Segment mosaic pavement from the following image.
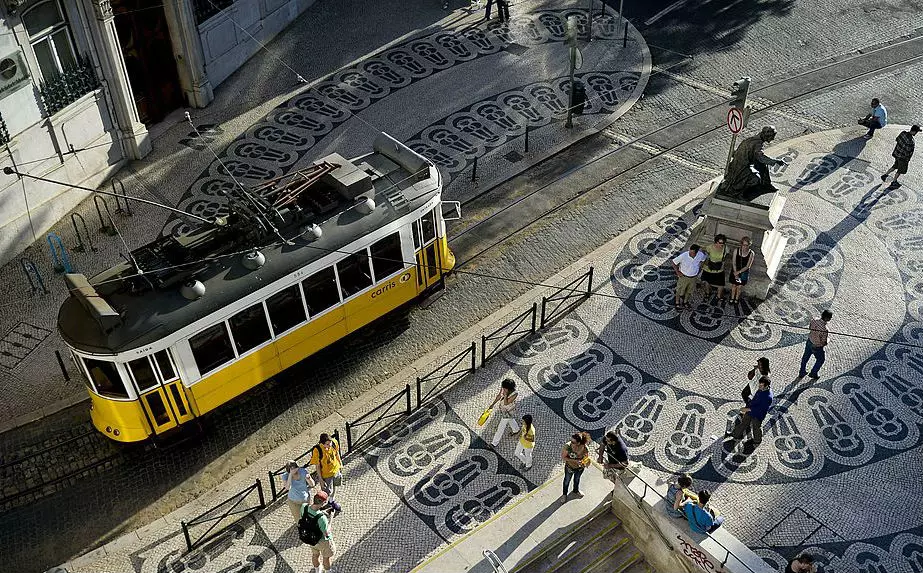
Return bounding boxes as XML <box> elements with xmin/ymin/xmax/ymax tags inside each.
<box><xmin>53</xmin><ymin>128</ymin><xmax>923</xmax><ymax>573</ymax></box>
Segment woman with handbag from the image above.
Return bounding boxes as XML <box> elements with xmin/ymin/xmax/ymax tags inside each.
<box><xmin>488</xmin><ymin>379</ymin><xmax>520</xmax><ymax>447</ymax></box>
<box><xmin>729</xmin><ymin>236</ymin><xmax>755</xmax><ymax>305</ymax></box>
<box><xmin>701</xmin><ymin>234</ymin><xmax>728</xmax><ymax>302</ymax></box>
<box><xmin>561</xmin><ymin>432</ymin><xmax>592</xmax><ymax>501</ymax></box>
<box><xmin>598</xmin><ymin>429</ymin><xmax>630</xmax><ymax>494</ymax></box>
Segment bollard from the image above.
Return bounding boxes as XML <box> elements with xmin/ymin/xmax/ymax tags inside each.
<box><xmin>93</xmin><ymin>195</ymin><xmax>117</xmax><ymax>236</ymax></box>
<box><xmin>524</xmin><ymin>125</ymin><xmax>530</xmax><ymax>153</ymax></box>
<box><xmin>111</xmin><ymin>179</ymin><xmax>132</xmax><ymax>216</ymax></box>
<box><xmin>623</xmin><ymin>21</ymin><xmax>629</xmax><ymax>47</ymax></box>
<box><xmin>55</xmin><ymin>350</ymin><xmax>71</xmax><ymax>381</ymax></box>
<box><xmin>70</xmin><ymin>212</ymin><xmax>95</xmax><ymax>253</ymax></box>
<box><xmin>471</xmin><ymin>156</ymin><xmax>479</xmax><ymax>182</ymax></box>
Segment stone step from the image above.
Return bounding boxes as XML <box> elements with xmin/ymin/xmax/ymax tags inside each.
<box><xmin>582</xmin><ymin>544</ymin><xmax>644</xmax><ymax>573</ymax></box>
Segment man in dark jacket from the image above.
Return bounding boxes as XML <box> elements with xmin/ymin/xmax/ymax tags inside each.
<box><xmin>881</xmin><ymin>125</ymin><xmax>920</xmax><ymax>188</ymax></box>
<box><xmin>729</xmin><ymin>377</ymin><xmax>773</xmax><ymax>445</ymax></box>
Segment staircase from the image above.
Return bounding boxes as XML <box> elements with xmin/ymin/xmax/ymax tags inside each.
<box><xmin>511</xmin><ymin>503</ymin><xmax>654</xmax><ymax>573</ymax></box>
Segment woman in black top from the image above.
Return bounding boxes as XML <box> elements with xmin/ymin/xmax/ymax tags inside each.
<box><xmin>729</xmin><ymin>236</ymin><xmax>755</xmax><ymax>304</ymax></box>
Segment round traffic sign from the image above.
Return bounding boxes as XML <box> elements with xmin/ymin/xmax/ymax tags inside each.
<box><xmin>727</xmin><ymin>107</ymin><xmax>744</xmax><ymax>134</ymax></box>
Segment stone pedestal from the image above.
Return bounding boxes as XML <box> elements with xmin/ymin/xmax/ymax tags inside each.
<box><xmin>686</xmin><ymin>191</ymin><xmax>788</xmax><ymax>300</ymax></box>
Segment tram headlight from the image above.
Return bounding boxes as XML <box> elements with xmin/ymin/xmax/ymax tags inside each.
<box><xmin>113</xmin><ymin>429</ymin><xmax>120</xmax><ymax>437</ymax></box>
<box><xmin>105</xmin><ymin>426</ymin><xmax>112</xmax><ymax>433</ymax></box>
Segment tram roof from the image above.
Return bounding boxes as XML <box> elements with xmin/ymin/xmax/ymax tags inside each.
<box><xmin>58</xmin><ymin>136</ymin><xmax>441</xmax><ymax>356</ymax></box>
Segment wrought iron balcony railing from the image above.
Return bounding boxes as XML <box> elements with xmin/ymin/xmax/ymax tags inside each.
<box><xmin>38</xmin><ymin>55</ymin><xmax>101</xmax><ymax>117</ymax></box>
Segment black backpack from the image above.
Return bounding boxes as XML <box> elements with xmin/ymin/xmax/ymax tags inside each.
<box><xmin>298</xmin><ymin>510</ymin><xmax>324</xmax><ymax>545</ymax></box>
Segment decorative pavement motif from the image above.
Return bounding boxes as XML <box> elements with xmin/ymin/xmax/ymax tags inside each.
<box><xmin>165</xmin><ymin>4</ymin><xmax>646</xmax><ymax>237</ymax></box>
<box><xmin>55</xmin><ymin>129</ymin><xmax>923</xmax><ymax>573</ymax></box>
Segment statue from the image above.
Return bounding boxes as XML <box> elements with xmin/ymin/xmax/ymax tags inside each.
<box><xmin>716</xmin><ymin>126</ymin><xmax>785</xmax><ymax>201</ymax></box>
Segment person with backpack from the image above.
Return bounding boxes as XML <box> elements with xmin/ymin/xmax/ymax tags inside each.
<box><xmin>284</xmin><ymin>460</ymin><xmax>316</xmax><ymax>524</ymax></box>
<box><xmin>299</xmin><ymin>491</ymin><xmax>337</xmax><ymax>573</ymax></box>
<box><xmin>310</xmin><ymin>433</ymin><xmax>343</xmax><ymax>498</ymax></box>
<box><xmin>682</xmin><ymin>489</ymin><xmax>725</xmax><ymax>534</ymax></box>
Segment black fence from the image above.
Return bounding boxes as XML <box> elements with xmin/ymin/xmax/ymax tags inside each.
<box><xmin>540</xmin><ymin>267</ymin><xmax>594</xmax><ymax>328</ymax></box>
<box><xmin>481</xmin><ymin>302</ymin><xmax>537</xmax><ymax>366</ymax></box>
<box><xmin>181</xmin><ymin>479</ymin><xmax>265</xmax><ymax>551</ymax></box>
<box><xmin>344</xmin><ymin>384</ymin><xmax>412</xmax><ymax>456</ymax></box>
<box><xmin>417</xmin><ymin>342</ymin><xmax>476</xmax><ymax>407</ymax></box>
<box><xmin>267</xmin><ymin>429</ymin><xmax>341</xmax><ymax>502</ymax></box>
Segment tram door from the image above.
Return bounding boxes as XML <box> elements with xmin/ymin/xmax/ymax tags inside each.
<box><xmin>414</xmin><ymin>208</ymin><xmax>441</xmax><ymax>291</ymax></box>
<box><xmin>126</xmin><ymin>350</ymin><xmax>195</xmax><ymax>434</ymax></box>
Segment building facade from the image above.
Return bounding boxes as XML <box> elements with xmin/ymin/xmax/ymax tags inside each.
<box><xmin>0</xmin><ymin>0</ymin><xmax>315</xmax><ymax>266</ymax></box>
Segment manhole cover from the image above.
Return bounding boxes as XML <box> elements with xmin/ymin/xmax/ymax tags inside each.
<box><xmin>504</xmin><ymin>43</ymin><xmax>530</xmax><ymax>57</ymax></box>
<box><xmin>505</xmin><ymin>150</ymin><xmax>524</xmax><ymax>163</ymax></box>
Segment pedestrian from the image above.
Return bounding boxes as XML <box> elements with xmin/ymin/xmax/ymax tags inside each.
<box><xmin>728</xmin><ymin>236</ymin><xmax>754</xmax><ymax>304</ymax></box>
<box><xmin>561</xmin><ymin>431</ymin><xmax>591</xmax><ymax>502</ymax></box>
<box><xmin>488</xmin><ymin>378</ymin><xmax>520</xmax><ymax>447</ymax></box>
<box><xmin>309</xmin><ymin>433</ymin><xmax>343</xmax><ymax>499</ymax></box>
<box><xmin>664</xmin><ymin>473</ymin><xmax>698</xmax><ymax>518</ymax></box>
<box><xmin>881</xmin><ymin>124</ymin><xmax>920</xmax><ymax>188</ymax></box>
<box><xmin>672</xmin><ymin>244</ymin><xmax>707</xmax><ymax>309</ymax></box>
<box><xmin>485</xmin><ymin>0</ymin><xmax>509</xmax><ymax>21</ymax></box>
<box><xmin>729</xmin><ymin>376</ymin><xmax>773</xmax><ymax>445</ymax></box>
<box><xmin>682</xmin><ymin>489</ymin><xmax>725</xmax><ymax>534</ymax></box>
<box><xmin>514</xmin><ymin>414</ymin><xmax>535</xmax><ymax>470</ymax></box>
<box><xmin>742</xmin><ymin>356</ymin><xmax>770</xmax><ymax>403</ymax></box>
<box><xmin>785</xmin><ymin>554</ymin><xmax>818</xmax><ymax>573</ymax></box>
<box><xmin>300</xmin><ymin>491</ymin><xmax>337</xmax><ymax>573</ymax></box>
<box><xmin>798</xmin><ymin>310</ymin><xmax>832</xmax><ymax>380</ymax></box>
<box><xmin>701</xmin><ymin>234</ymin><xmax>728</xmax><ymax>302</ymax></box>
<box><xmin>597</xmin><ymin>429</ymin><xmax>629</xmax><ymax>494</ymax></box>
<box><xmin>858</xmin><ymin>98</ymin><xmax>888</xmax><ymax>138</ymax></box>
<box><xmin>284</xmin><ymin>460</ymin><xmax>316</xmax><ymax>524</ymax></box>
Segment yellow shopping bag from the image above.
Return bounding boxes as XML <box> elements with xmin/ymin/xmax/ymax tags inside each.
<box><xmin>477</xmin><ymin>407</ymin><xmax>493</xmax><ymax>427</ymax></box>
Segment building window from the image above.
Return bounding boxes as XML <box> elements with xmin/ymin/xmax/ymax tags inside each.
<box><xmin>266</xmin><ymin>284</ymin><xmax>307</xmax><ymax>334</ymax></box>
<box><xmin>83</xmin><ymin>358</ymin><xmax>130</xmax><ymax>399</ymax></box>
<box><xmin>22</xmin><ymin>0</ymin><xmax>76</xmax><ymax>82</ymax></box>
<box><xmin>302</xmin><ymin>267</ymin><xmax>340</xmax><ymax>315</ymax></box>
<box><xmin>337</xmin><ymin>250</ymin><xmax>374</xmax><ymax>298</ymax></box>
<box><xmin>228</xmin><ymin>303</ymin><xmax>272</xmax><ymax>355</ymax></box>
<box><xmin>189</xmin><ymin>323</ymin><xmax>235</xmax><ymax>376</ymax></box>
<box><xmin>371</xmin><ymin>232</ymin><xmax>405</xmax><ymax>279</ymax></box>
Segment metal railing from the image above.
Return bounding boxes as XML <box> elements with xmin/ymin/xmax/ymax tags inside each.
<box><xmin>540</xmin><ymin>267</ymin><xmax>594</xmax><ymax>328</ymax></box>
<box><xmin>481</xmin><ymin>302</ymin><xmax>537</xmax><ymax>366</ymax></box>
<box><xmin>621</xmin><ymin>466</ymin><xmax>758</xmax><ymax>573</ymax></box>
<box><xmin>344</xmin><ymin>384</ymin><xmax>411</xmax><ymax>455</ymax></box>
<box><xmin>417</xmin><ymin>342</ymin><xmax>476</xmax><ymax>407</ymax></box>
<box><xmin>180</xmin><ymin>479</ymin><xmax>266</xmax><ymax>551</ymax></box>
<box><xmin>482</xmin><ymin>549</ymin><xmax>509</xmax><ymax>573</ymax></box>
<box><xmin>267</xmin><ymin>429</ymin><xmax>340</xmax><ymax>502</ymax></box>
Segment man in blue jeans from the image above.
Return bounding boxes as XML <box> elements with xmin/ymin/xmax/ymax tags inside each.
<box><xmin>729</xmin><ymin>377</ymin><xmax>773</xmax><ymax>445</ymax></box>
<box><xmin>858</xmin><ymin>98</ymin><xmax>888</xmax><ymax>138</ymax></box>
<box><xmin>799</xmin><ymin>310</ymin><xmax>832</xmax><ymax>379</ymax></box>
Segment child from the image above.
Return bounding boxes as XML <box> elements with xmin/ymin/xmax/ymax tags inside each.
<box><xmin>514</xmin><ymin>414</ymin><xmax>535</xmax><ymax>470</ymax></box>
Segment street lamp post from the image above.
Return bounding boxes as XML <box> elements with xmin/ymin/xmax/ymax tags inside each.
<box><xmin>565</xmin><ymin>16</ymin><xmax>578</xmax><ymax>129</ymax></box>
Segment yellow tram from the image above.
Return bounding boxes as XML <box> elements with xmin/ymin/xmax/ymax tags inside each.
<box><xmin>58</xmin><ymin>133</ymin><xmax>458</xmax><ymax>442</ymax></box>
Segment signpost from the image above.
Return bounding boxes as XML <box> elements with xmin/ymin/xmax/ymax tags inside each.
<box><xmin>725</xmin><ymin>77</ymin><xmax>751</xmax><ymax>172</ymax></box>
<box><xmin>565</xmin><ymin>16</ymin><xmax>579</xmax><ymax>129</ymax></box>
<box><xmin>727</xmin><ymin>107</ymin><xmax>744</xmax><ymax>134</ymax></box>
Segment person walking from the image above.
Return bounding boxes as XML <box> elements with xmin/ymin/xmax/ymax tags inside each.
<box><xmin>309</xmin><ymin>433</ymin><xmax>343</xmax><ymax>499</ymax></box>
<box><xmin>561</xmin><ymin>432</ymin><xmax>591</xmax><ymax>502</ymax></box>
<box><xmin>284</xmin><ymin>460</ymin><xmax>316</xmax><ymax>524</ymax></box>
<box><xmin>488</xmin><ymin>378</ymin><xmax>520</xmax><ymax>447</ymax></box>
<box><xmin>798</xmin><ymin>310</ymin><xmax>832</xmax><ymax>380</ymax></box>
<box><xmin>700</xmin><ymin>234</ymin><xmax>728</xmax><ymax>302</ymax></box>
<box><xmin>785</xmin><ymin>554</ymin><xmax>818</xmax><ymax>573</ymax></box>
<box><xmin>728</xmin><ymin>236</ymin><xmax>754</xmax><ymax>304</ymax></box>
<box><xmin>729</xmin><ymin>377</ymin><xmax>773</xmax><ymax>445</ymax></box>
<box><xmin>681</xmin><ymin>490</ymin><xmax>725</xmax><ymax>534</ymax></box>
<box><xmin>858</xmin><ymin>98</ymin><xmax>888</xmax><ymax>138</ymax></box>
<box><xmin>514</xmin><ymin>414</ymin><xmax>536</xmax><ymax>470</ymax></box>
<box><xmin>881</xmin><ymin>124</ymin><xmax>920</xmax><ymax>188</ymax></box>
<box><xmin>301</xmin><ymin>491</ymin><xmax>337</xmax><ymax>573</ymax></box>
<box><xmin>597</xmin><ymin>429</ymin><xmax>630</xmax><ymax>494</ymax></box>
<box><xmin>664</xmin><ymin>473</ymin><xmax>698</xmax><ymax>518</ymax></box>
<box><xmin>672</xmin><ymin>244</ymin><xmax>707</xmax><ymax>309</ymax></box>
<box><xmin>742</xmin><ymin>356</ymin><xmax>770</xmax><ymax>403</ymax></box>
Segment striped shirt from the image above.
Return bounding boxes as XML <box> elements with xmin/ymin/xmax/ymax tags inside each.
<box><xmin>808</xmin><ymin>318</ymin><xmax>828</xmax><ymax>347</ymax></box>
<box><xmin>893</xmin><ymin>131</ymin><xmax>916</xmax><ymax>161</ymax></box>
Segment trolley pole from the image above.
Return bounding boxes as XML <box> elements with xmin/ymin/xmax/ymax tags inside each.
<box><xmin>565</xmin><ymin>16</ymin><xmax>578</xmax><ymax>129</ymax></box>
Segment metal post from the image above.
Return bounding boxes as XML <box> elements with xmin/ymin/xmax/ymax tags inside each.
<box><xmin>471</xmin><ymin>157</ymin><xmax>478</xmax><ymax>182</ymax></box>
<box><xmin>623</xmin><ymin>21</ymin><xmax>629</xmax><ymax>47</ymax></box>
<box><xmin>725</xmin><ymin>132</ymin><xmax>739</xmax><ymax>173</ymax></box>
<box><xmin>470</xmin><ymin>341</ymin><xmax>477</xmax><ymax>372</ymax></box>
<box><xmin>345</xmin><ymin>422</ymin><xmax>353</xmax><ymax>456</ymax></box>
<box><xmin>93</xmin><ymin>195</ymin><xmax>116</xmax><ymax>235</ymax></box>
<box><xmin>55</xmin><ymin>350</ymin><xmax>70</xmax><ymax>381</ymax></box>
<box><xmin>182</xmin><ymin>521</ymin><xmax>192</xmax><ymax>551</ymax></box>
<box><xmin>416</xmin><ymin>377</ymin><xmax>423</xmax><ymax>409</ymax></box>
<box><xmin>565</xmin><ymin>44</ymin><xmax>577</xmax><ymax>129</ymax></box>
<box><xmin>480</xmin><ymin>336</ymin><xmax>487</xmax><ymax>367</ymax></box>
<box><xmin>586</xmin><ymin>266</ymin><xmax>594</xmax><ymax>295</ymax></box>
<box><xmin>530</xmin><ymin>302</ymin><xmax>537</xmax><ymax>332</ymax></box>
<box><xmin>524</xmin><ymin>125</ymin><xmax>530</xmax><ymax>152</ymax></box>
<box><xmin>618</xmin><ymin>0</ymin><xmax>623</xmax><ymax>29</ymax></box>
<box><xmin>540</xmin><ymin>296</ymin><xmax>548</xmax><ymax>329</ymax></box>
<box><xmin>256</xmin><ymin>479</ymin><xmax>265</xmax><ymax>509</ymax></box>
<box><xmin>268</xmin><ymin>471</ymin><xmax>278</xmax><ymax>501</ymax></box>
<box><xmin>404</xmin><ymin>384</ymin><xmax>411</xmax><ymax>415</ymax></box>
<box><xmin>70</xmin><ymin>213</ymin><xmax>95</xmax><ymax>252</ymax></box>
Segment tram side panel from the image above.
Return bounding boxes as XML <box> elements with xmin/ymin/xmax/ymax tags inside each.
<box><xmin>88</xmin><ymin>390</ymin><xmax>151</xmax><ymax>442</ymax></box>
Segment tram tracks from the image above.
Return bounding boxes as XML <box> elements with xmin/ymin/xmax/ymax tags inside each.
<box><xmin>448</xmin><ymin>34</ymin><xmax>923</xmax><ymax>267</ymax></box>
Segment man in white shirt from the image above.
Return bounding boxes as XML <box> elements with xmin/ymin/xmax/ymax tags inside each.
<box><xmin>672</xmin><ymin>244</ymin><xmax>707</xmax><ymax>309</ymax></box>
<box><xmin>858</xmin><ymin>98</ymin><xmax>888</xmax><ymax>138</ymax></box>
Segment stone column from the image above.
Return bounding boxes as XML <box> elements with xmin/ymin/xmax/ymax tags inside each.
<box><xmin>162</xmin><ymin>0</ymin><xmax>214</xmax><ymax>108</ymax></box>
<box><xmin>84</xmin><ymin>0</ymin><xmax>151</xmax><ymax>159</ymax></box>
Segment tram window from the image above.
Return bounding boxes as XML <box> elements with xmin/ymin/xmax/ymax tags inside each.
<box><xmin>128</xmin><ymin>357</ymin><xmax>158</xmax><ymax>393</ymax></box>
<box><xmin>189</xmin><ymin>323</ymin><xmax>235</xmax><ymax>376</ymax></box>
<box><xmin>421</xmin><ymin>209</ymin><xmax>437</xmax><ymax>243</ymax></box>
<box><xmin>337</xmin><ymin>250</ymin><xmax>374</xmax><ymax>298</ymax></box>
<box><xmin>229</xmin><ymin>303</ymin><xmax>272</xmax><ymax>354</ymax></box>
<box><xmin>371</xmin><ymin>232</ymin><xmax>404</xmax><ymax>279</ymax></box>
<box><xmin>302</xmin><ymin>266</ymin><xmax>340</xmax><ymax>315</ymax></box>
<box><xmin>266</xmin><ymin>284</ymin><xmax>307</xmax><ymax>334</ymax></box>
<box><xmin>412</xmin><ymin>221</ymin><xmax>420</xmax><ymax>250</ymax></box>
<box><xmin>154</xmin><ymin>350</ymin><xmax>177</xmax><ymax>382</ymax></box>
<box><xmin>84</xmin><ymin>359</ymin><xmax>129</xmax><ymax>399</ymax></box>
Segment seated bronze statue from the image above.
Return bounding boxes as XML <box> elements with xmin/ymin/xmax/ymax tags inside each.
<box><xmin>716</xmin><ymin>126</ymin><xmax>785</xmax><ymax>201</ymax></box>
